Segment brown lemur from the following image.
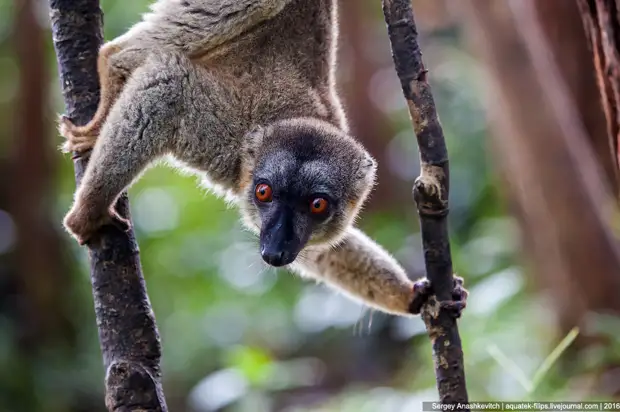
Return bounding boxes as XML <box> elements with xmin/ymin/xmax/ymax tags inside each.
<box><xmin>60</xmin><ymin>0</ymin><xmax>467</xmax><ymax>317</ymax></box>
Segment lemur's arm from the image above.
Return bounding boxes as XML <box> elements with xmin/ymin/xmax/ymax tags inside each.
<box><xmin>292</xmin><ymin>227</ymin><xmax>422</xmax><ymax>316</ymax></box>
<box><xmin>63</xmin><ymin>50</ymin><xmax>243</xmax><ymax>245</ymax></box>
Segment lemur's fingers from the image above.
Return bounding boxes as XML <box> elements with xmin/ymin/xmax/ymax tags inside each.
<box><xmin>59</xmin><ymin>115</ymin><xmax>100</xmax><ymax>138</ymax></box>
<box><xmin>108</xmin><ymin>207</ymin><xmax>132</xmax><ymax>233</ymax></box>
<box><xmin>64</xmin><ymin>205</ymin><xmax>131</xmax><ymax>245</ymax></box>
<box><xmin>62</xmin><ymin>139</ymin><xmax>97</xmax><ymax>155</ymax></box>
<box><xmin>452</xmin><ymin>275</ymin><xmax>468</xmax><ymax>302</ymax></box>
<box><xmin>58</xmin><ymin>115</ymin><xmax>80</xmax><ymax>139</ymax></box>
<box><xmin>409</xmin><ymin>275</ymin><xmax>468</xmax><ymax>318</ymax></box>
<box><xmin>440</xmin><ymin>300</ymin><xmax>467</xmax><ymax>319</ymax></box>
<box><xmin>64</xmin><ymin>208</ymin><xmax>104</xmax><ymax>245</ymax></box>
<box><xmin>409</xmin><ymin>278</ymin><xmax>432</xmax><ymax>315</ymax></box>
<box><xmin>449</xmin><ymin>275</ymin><xmax>468</xmax><ymax>318</ymax></box>
<box><xmin>59</xmin><ymin>115</ymin><xmax>99</xmax><ymax>154</ymax></box>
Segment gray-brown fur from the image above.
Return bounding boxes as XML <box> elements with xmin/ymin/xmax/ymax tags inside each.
<box><xmin>292</xmin><ymin>228</ymin><xmax>416</xmax><ymax>315</ymax></box>
<box><xmin>61</xmin><ymin>0</ymin><xmax>425</xmax><ymax>316</ymax></box>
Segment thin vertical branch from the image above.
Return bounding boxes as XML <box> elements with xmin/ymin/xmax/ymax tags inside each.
<box><xmin>48</xmin><ymin>1</ymin><xmax>168</xmax><ymax>410</ymax></box>
<box><xmin>381</xmin><ymin>0</ymin><xmax>468</xmax><ymax>403</ymax></box>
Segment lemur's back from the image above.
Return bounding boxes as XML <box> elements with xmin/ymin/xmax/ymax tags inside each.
<box><xmin>197</xmin><ymin>0</ymin><xmax>346</xmax><ymax>130</ymax></box>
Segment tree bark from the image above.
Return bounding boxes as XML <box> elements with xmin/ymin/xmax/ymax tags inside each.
<box><xmin>48</xmin><ymin>1</ymin><xmax>168</xmax><ymax>410</ymax></box>
<box><xmin>577</xmin><ymin>0</ymin><xmax>620</xmax><ymax>182</ymax></box>
<box><xmin>381</xmin><ymin>0</ymin><xmax>468</xmax><ymax>403</ymax></box>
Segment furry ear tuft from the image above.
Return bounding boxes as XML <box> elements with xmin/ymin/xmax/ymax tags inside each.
<box><xmin>356</xmin><ymin>152</ymin><xmax>377</xmax><ymax>182</ymax></box>
<box><xmin>348</xmin><ymin>151</ymin><xmax>376</xmax><ymax>205</ymax></box>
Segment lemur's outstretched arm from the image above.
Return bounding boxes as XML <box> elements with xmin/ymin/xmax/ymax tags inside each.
<box><xmin>292</xmin><ymin>228</ymin><xmax>468</xmax><ymax>317</ymax></box>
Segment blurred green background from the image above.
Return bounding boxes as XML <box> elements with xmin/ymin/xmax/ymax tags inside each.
<box><xmin>2</xmin><ymin>0</ymin><xmax>620</xmax><ymax>411</ymax></box>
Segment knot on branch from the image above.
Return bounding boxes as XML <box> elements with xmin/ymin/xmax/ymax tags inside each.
<box><xmin>105</xmin><ymin>360</ymin><xmax>166</xmax><ymax>412</ymax></box>
<box><xmin>420</xmin><ymin>296</ymin><xmax>461</xmax><ymax>342</ymax></box>
<box><xmin>419</xmin><ymin>275</ymin><xmax>468</xmax><ymax>340</ymax></box>
<box><xmin>421</xmin><ymin>295</ymin><xmax>441</xmax><ymax>322</ymax></box>
<box><xmin>413</xmin><ymin>164</ymin><xmax>448</xmax><ymax>217</ymax></box>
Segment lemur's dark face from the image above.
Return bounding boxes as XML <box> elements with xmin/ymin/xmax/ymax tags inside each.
<box><xmin>241</xmin><ymin>120</ymin><xmax>376</xmax><ymax>267</ymax></box>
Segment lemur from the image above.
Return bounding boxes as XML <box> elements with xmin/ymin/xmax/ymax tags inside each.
<box><xmin>60</xmin><ymin>0</ymin><xmax>467</xmax><ymax>317</ymax></box>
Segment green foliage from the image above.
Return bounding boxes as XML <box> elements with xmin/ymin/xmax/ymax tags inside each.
<box><xmin>225</xmin><ymin>346</ymin><xmax>275</xmax><ymax>387</ymax></box>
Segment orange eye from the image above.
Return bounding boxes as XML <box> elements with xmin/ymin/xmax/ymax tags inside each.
<box><xmin>310</xmin><ymin>198</ymin><xmax>328</xmax><ymax>214</ymax></box>
<box><xmin>255</xmin><ymin>183</ymin><xmax>273</xmax><ymax>202</ymax></box>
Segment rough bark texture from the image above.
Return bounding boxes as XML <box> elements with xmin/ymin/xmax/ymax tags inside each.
<box><xmin>48</xmin><ymin>1</ymin><xmax>168</xmax><ymax>410</ymax></box>
<box><xmin>381</xmin><ymin>0</ymin><xmax>468</xmax><ymax>403</ymax></box>
<box><xmin>577</xmin><ymin>0</ymin><xmax>620</xmax><ymax>178</ymax></box>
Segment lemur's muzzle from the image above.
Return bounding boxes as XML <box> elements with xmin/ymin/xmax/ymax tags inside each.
<box><xmin>259</xmin><ymin>207</ymin><xmax>305</xmax><ymax>267</ymax></box>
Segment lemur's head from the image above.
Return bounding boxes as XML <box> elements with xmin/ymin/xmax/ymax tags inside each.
<box><xmin>240</xmin><ymin>118</ymin><xmax>376</xmax><ymax>267</ymax></box>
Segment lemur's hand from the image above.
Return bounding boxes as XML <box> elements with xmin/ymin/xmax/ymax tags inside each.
<box><xmin>409</xmin><ymin>275</ymin><xmax>468</xmax><ymax>318</ymax></box>
<box><xmin>64</xmin><ymin>203</ymin><xmax>131</xmax><ymax>245</ymax></box>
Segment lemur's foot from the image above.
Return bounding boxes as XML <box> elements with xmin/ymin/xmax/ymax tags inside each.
<box><xmin>58</xmin><ymin>115</ymin><xmax>99</xmax><ymax>153</ymax></box>
<box><xmin>409</xmin><ymin>275</ymin><xmax>468</xmax><ymax>318</ymax></box>
<box><xmin>64</xmin><ymin>204</ymin><xmax>131</xmax><ymax>245</ymax></box>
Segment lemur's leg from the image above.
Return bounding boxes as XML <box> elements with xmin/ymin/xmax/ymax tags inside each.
<box><xmin>60</xmin><ymin>0</ymin><xmax>293</xmax><ymax>151</ymax></box>
<box><xmin>291</xmin><ymin>227</ymin><xmax>468</xmax><ymax>317</ymax></box>
<box><xmin>63</xmin><ymin>51</ymin><xmax>239</xmax><ymax>245</ymax></box>
<box><xmin>60</xmin><ymin>44</ymin><xmax>144</xmax><ymax>150</ymax></box>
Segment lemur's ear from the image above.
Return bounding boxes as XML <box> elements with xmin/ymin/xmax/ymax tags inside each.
<box><xmin>355</xmin><ymin>152</ymin><xmax>377</xmax><ymax>183</ymax></box>
<box><xmin>347</xmin><ymin>151</ymin><xmax>376</xmax><ymax>205</ymax></box>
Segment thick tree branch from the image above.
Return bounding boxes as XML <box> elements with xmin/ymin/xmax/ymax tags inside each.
<box><xmin>381</xmin><ymin>0</ymin><xmax>468</xmax><ymax>403</ymax></box>
<box><xmin>48</xmin><ymin>1</ymin><xmax>168</xmax><ymax>410</ymax></box>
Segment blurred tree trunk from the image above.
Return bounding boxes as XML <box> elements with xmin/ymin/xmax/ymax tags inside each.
<box><xmin>11</xmin><ymin>0</ymin><xmax>74</xmax><ymax>350</ymax></box>
<box><xmin>538</xmin><ymin>0</ymin><xmax>618</xmax><ymax>192</ymax></box>
<box><xmin>0</xmin><ymin>0</ymin><xmax>78</xmax><ymax>410</ymax></box>
<box><xmin>411</xmin><ymin>0</ymin><xmax>454</xmax><ymax>32</ymax></box>
<box><xmin>338</xmin><ymin>0</ymin><xmax>408</xmax><ymax>212</ymax></box>
<box><xmin>458</xmin><ymin>0</ymin><xmax>620</xmax><ymax>394</ymax></box>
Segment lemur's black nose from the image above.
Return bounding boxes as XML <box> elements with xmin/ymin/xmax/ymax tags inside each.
<box><xmin>261</xmin><ymin>247</ymin><xmax>293</xmax><ymax>267</ymax></box>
